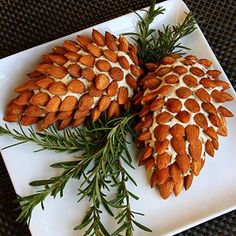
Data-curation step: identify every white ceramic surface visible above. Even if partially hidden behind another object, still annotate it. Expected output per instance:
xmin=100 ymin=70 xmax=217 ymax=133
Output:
xmin=0 ymin=0 xmax=236 ymax=235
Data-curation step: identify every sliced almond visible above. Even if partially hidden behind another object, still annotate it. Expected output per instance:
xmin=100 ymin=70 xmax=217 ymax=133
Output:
xmin=129 ymin=45 xmax=139 ymax=65
xmin=27 ymin=70 xmax=43 ymax=78
xmin=166 ymin=98 xmax=182 ymax=113
xmin=60 ymin=96 xmax=77 ymax=111
xmin=36 ymin=63 xmax=52 ymax=73
xmin=30 ymin=92 xmax=50 ymax=106
xmin=174 ymin=176 xmax=184 ymax=196
xmin=170 ymin=163 xmax=182 ymax=184
xmin=144 ymin=158 xmax=155 ymax=170
xmin=143 ymin=75 xmax=161 ymax=90
xmin=181 ymin=59 xmax=195 ymax=66
xmin=198 ymin=59 xmax=212 ymax=67
xmin=191 ymin=159 xmax=202 ymax=176
xmin=217 ymin=125 xmax=228 ymax=136
xmin=212 ymin=138 xmax=219 ymax=150
xmin=4 ymin=113 xmax=19 ymax=122
xmin=152 ymin=168 xmax=169 ymax=186
xmin=73 ymin=116 xmax=86 ymax=127
xmin=49 ymin=81 xmax=68 ymax=96
xmin=162 ymin=56 xmax=175 ymax=65
xmin=67 ymin=80 xmax=85 ymax=93
xmin=53 ymin=46 xmax=67 ymax=55
xmin=213 ymin=80 xmax=230 ymax=90
xmin=141 ymin=91 xmax=159 ymax=103
xmin=156 ymin=85 xmax=173 ymax=97
xmin=39 ymin=112 xmax=57 ymax=130
xmin=211 ymin=90 xmax=233 ymax=102
xmin=89 ymin=84 xmax=103 ymax=97
xmin=6 ymin=103 xmax=25 ymax=115
xmin=200 ymin=78 xmax=216 ymax=89
xmin=209 ymin=113 xmax=222 ymax=127
xmin=74 ymin=109 xmax=89 ymax=119
xmin=139 ymin=145 xmax=153 ymax=163
xmin=109 ymin=67 xmax=124 ymax=81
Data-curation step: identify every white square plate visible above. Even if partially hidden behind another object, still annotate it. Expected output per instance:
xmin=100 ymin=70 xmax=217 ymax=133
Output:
xmin=0 ymin=0 xmax=236 ymax=235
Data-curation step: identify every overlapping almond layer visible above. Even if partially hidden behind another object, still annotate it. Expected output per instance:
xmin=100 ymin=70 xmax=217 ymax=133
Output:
xmin=4 ymin=30 xmax=141 ymax=130
xmin=134 ymin=54 xmax=234 ymax=199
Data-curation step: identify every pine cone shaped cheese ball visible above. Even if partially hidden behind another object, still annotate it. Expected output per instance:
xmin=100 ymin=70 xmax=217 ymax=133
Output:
xmin=4 ymin=30 xmax=141 ymax=130
xmin=135 ymin=54 xmax=234 ymax=199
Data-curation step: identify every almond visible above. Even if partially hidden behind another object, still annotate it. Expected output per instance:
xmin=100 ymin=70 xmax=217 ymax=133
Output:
xmin=204 ymin=127 xmax=218 ymax=139
xmin=46 ymin=65 xmax=68 ymax=79
xmin=195 ymin=88 xmax=211 ymax=103
xmin=183 ymin=75 xmax=198 ymax=87
xmin=118 ymin=56 xmax=130 ymax=70
xmin=154 ymin=125 xmax=169 ymax=142
xmin=20 ymin=116 xmax=39 ymax=126
xmin=191 ymin=159 xmax=202 ymax=176
xmin=145 ymin=63 xmax=159 ymax=71
xmin=207 ymin=69 xmax=221 ymax=78
xmin=155 ymin=111 xmax=173 ymax=124
xmin=156 ymin=67 xmax=171 ymax=76
xmin=184 ymin=173 xmax=193 ymax=190
xmin=176 ymin=154 xmax=190 ymax=174
xmin=57 ymin=111 xmax=73 ymax=120
xmin=15 ymin=80 xmax=40 ymax=93
xmin=217 ymin=125 xmax=228 ymax=136
xmin=152 ymin=168 xmax=169 ymax=186
xmin=176 ymin=110 xmax=190 ymax=123
xmin=212 ymin=138 xmax=219 ymax=150
xmin=92 ymin=29 xmax=105 ymax=47
xmin=48 ymin=54 xmax=67 ymax=65
xmin=105 ymin=31 xmax=117 ymax=51
xmin=65 ymin=52 xmax=79 ymax=62
xmin=80 ymin=68 xmax=95 ymax=81
xmin=145 ymin=158 xmax=155 ymax=170
xmin=155 ymin=152 xmax=171 ymax=170
xmin=49 ymin=81 xmax=68 ymax=96
xmin=213 ymin=80 xmax=230 ymax=90
xmin=159 ymin=179 xmax=174 ymax=199
xmin=73 ymin=116 xmax=86 ymax=127
xmin=78 ymin=94 xmax=94 ymax=111
xmin=46 ymin=96 xmax=61 ymax=112
xmin=30 ymin=92 xmax=50 ymax=106
xmin=209 ymin=113 xmax=222 ymax=127
xmin=60 ymin=96 xmax=77 ymax=111
xmin=77 ymin=35 xmax=92 ymax=48
xmin=205 ymin=139 xmax=214 ymax=157
xmin=190 ymin=67 xmax=205 ymax=77
xmin=173 ymin=66 xmax=187 ymax=75
xmin=109 ymin=67 xmax=124 ymax=81
xmin=27 ymin=70 xmax=43 ymax=78
xmin=86 ymin=43 xmax=102 ymax=57
xmin=6 ymin=103 xmax=25 ymax=115
xmin=140 ymin=105 xmax=151 ymax=117
xmin=24 ymin=105 xmax=45 ymax=116
xmin=129 ymin=45 xmax=139 ymax=65
xmin=130 ymin=64 xmax=141 ymax=77
xmin=174 ymin=176 xmax=184 ymax=196
xmin=4 ymin=113 xmax=18 ymax=122
xmin=89 ymin=84 xmax=103 ymax=97
xmin=150 ymin=97 xmax=165 ymax=111
xmin=181 ymin=59 xmax=195 ymax=66
xmin=63 ymin=40 xmax=79 ymax=52
xmin=74 ymin=109 xmax=89 ymax=119
xmin=194 ymin=113 xmax=208 ymax=129
xmin=91 ymin=107 xmax=101 ymax=122
xmin=139 ymin=145 xmax=153 ymax=163
xmin=143 ymin=76 xmax=161 ymax=90
xmin=184 ymin=98 xmax=200 ymax=113
xmin=201 ymin=102 xmax=217 ymax=114
xmin=67 ymin=80 xmax=85 ymax=93
xmin=133 ymin=91 xmax=144 ymax=105
xmin=125 ymin=74 xmax=137 ymax=88
xmin=79 ymin=55 xmax=95 ymax=67
xmin=103 ymin=49 xmax=118 ymax=63
xmin=95 ymin=74 xmax=110 ymax=90
xmin=117 ymin=87 xmax=128 ymax=105
xmin=156 ymin=85 xmax=173 ymax=97
xmin=98 ymin=95 xmax=111 ymax=112
xmin=39 ymin=112 xmax=58 ymax=130
xmin=176 ymin=87 xmax=192 ymax=99
xmin=212 ymin=90 xmax=233 ymax=102
xmin=14 ymin=91 xmax=34 ymax=105
xmin=162 ymin=56 xmax=175 ymax=64
xmin=170 ymin=163 xmax=182 ymax=184
xmin=166 ymin=98 xmax=182 ymax=113
xmin=217 ymin=106 xmax=234 ymax=117
xmin=118 ymin=35 xmax=129 ymax=53
xmin=58 ymin=118 xmax=72 ymax=130
xmin=53 ymin=46 xmax=67 ymax=55
xmin=171 ymin=53 xmax=182 ymax=59
xmin=96 ymin=60 xmax=111 ymax=72
xmin=107 ymin=81 xmax=118 ymax=96
xmin=189 ymin=139 xmax=202 ymax=160
xmin=200 ymin=78 xmax=216 ymax=89
xmin=41 ymin=54 xmax=53 ymax=63
xmin=164 ymin=74 xmax=179 ymax=84
xmin=170 ymin=124 xmax=185 ymax=139
xmin=185 ymin=125 xmax=199 ymax=143
xmin=198 ymin=59 xmax=212 ymax=67
xmin=138 ymin=130 xmax=151 ymax=141
xmin=36 ymin=63 xmax=52 ymax=73
xmin=171 ymin=138 xmax=186 ymax=155
xmin=155 ymin=139 xmax=169 ymax=154
xmin=68 ymin=64 xmax=81 ymax=78
xmin=142 ymin=116 xmax=153 ymax=129
xmin=107 ymin=100 xmax=120 ymax=118
xmin=36 ymin=77 xmax=54 ymax=89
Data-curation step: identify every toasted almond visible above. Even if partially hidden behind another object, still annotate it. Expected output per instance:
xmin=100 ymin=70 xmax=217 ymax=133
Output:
xmin=189 ymin=139 xmax=202 ymax=160
xmin=217 ymin=125 xmax=228 ymax=136
xmin=58 ymin=118 xmax=72 ymax=130
xmin=211 ymin=90 xmax=233 ymax=102
xmin=155 ymin=111 xmax=173 ymax=124
xmin=138 ymin=130 xmax=151 ymax=141
xmin=218 ymin=106 xmax=234 ymax=117
xmin=152 ymin=168 xmax=169 ymax=186
xmin=125 ymin=74 xmax=137 ymax=89
xmin=195 ymin=88 xmax=211 ymax=103
xmin=183 ymin=75 xmax=198 ymax=87
xmin=77 ymin=35 xmax=92 ymax=48
xmin=57 ymin=111 xmax=73 ymax=120
xmin=39 ymin=112 xmax=58 ymax=130
xmin=117 ymin=87 xmax=128 ymax=105
xmin=194 ymin=113 xmax=208 ymax=129
xmin=118 ymin=35 xmax=129 ymax=53
xmin=60 ymin=96 xmax=77 ymax=111
xmin=156 ymin=67 xmax=171 ymax=76
xmin=65 ymin=52 xmax=79 ymax=62
xmin=159 ymin=179 xmax=174 ymax=199
xmin=49 ymin=81 xmax=68 ymax=96
xmin=162 ymin=56 xmax=176 ymax=64
xmin=48 ymin=54 xmax=67 ymax=65
xmin=98 ymin=95 xmax=111 ymax=112
xmin=63 ymin=40 xmax=79 ymax=52
xmin=92 ymin=29 xmax=105 ymax=47
xmin=173 ymin=66 xmax=187 ymax=75
xmin=30 ymin=92 xmax=50 ymax=106
xmin=170 ymin=163 xmax=182 ymax=184
xmin=190 ymin=67 xmax=205 ymax=76
xmin=144 ymin=158 xmax=155 ymax=170
xmin=204 ymin=127 xmax=218 ymax=139
xmin=171 ymin=138 xmax=186 ymax=155
xmin=209 ymin=113 xmax=222 ymax=127
xmin=185 ymin=125 xmax=199 ymax=143
xmin=27 ymin=70 xmax=43 ymax=78
xmin=78 ymin=94 xmax=94 ymax=111
xmin=105 ymin=31 xmax=117 ymax=51
xmin=73 ymin=116 xmax=86 ymax=127
xmin=143 ymin=76 xmax=161 ymax=90
xmin=170 ymin=124 xmax=185 ymax=139
xmin=107 ymin=100 xmax=120 ymax=118
xmin=36 ymin=77 xmax=54 ymax=89
xmin=205 ymin=139 xmax=214 ymax=157
xmin=118 ymin=56 xmax=130 ymax=70
xmin=156 ymin=85 xmax=173 ymax=97
xmin=154 ymin=125 xmax=169 ymax=142
xmin=68 ymin=64 xmax=81 ymax=78
xmin=109 ymin=67 xmax=124 ymax=81
xmin=181 ymin=59 xmax=195 ymax=66
xmin=176 ymin=87 xmax=192 ymax=99
xmin=95 ymin=74 xmax=110 ymax=90
xmin=46 ymin=65 xmax=67 ymax=79
xmin=164 ymin=74 xmax=179 ymax=84
xmin=191 ymin=159 xmax=202 ymax=176
xmin=79 ymin=55 xmax=95 ymax=67
xmin=36 ymin=63 xmax=52 ymax=73
xmin=155 ymin=139 xmax=169 ymax=154
xmin=86 ymin=43 xmax=102 ymax=57
xmin=176 ymin=110 xmax=190 ymax=123
xmin=15 ymin=80 xmax=40 ymax=93
xmin=184 ymin=173 xmax=193 ymax=190
xmin=53 ymin=46 xmax=67 ymax=55
xmin=96 ymin=60 xmax=111 ymax=72
xmin=4 ymin=113 xmax=19 ymax=122
xmin=74 ymin=109 xmax=89 ymax=119
xmin=107 ymin=81 xmax=118 ymax=96
xmin=129 ymin=46 xmax=139 ymax=65
xmin=130 ymin=64 xmax=141 ymax=77
xmin=25 ymin=105 xmax=45 ymax=116
xmin=82 ymin=68 xmax=96 ymax=81
xmin=198 ymin=59 xmax=212 ymax=67
xmin=14 ymin=91 xmax=34 ymax=106
xmin=212 ymin=138 xmax=219 ymax=150
xmin=176 ymin=154 xmax=190 ymax=174
xmin=91 ymin=107 xmax=101 ymax=122
xmin=155 ymin=152 xmax=171 ymax=170
xmin=150 ymin=97 xmax=165 ymax=111
xmin=139 ymin=145 xmax=153 ymax=163
xmin=207 ymin=69 xmax=221 ymax=78
xmin=46 ymin=96 xmax=61 ymax=112
xmin=200 ymin=78 xmax=216 ymax=89
xmin=6 ymin=103 xmax=25 ymax=115
xmin=166 ymin=98 xmax=182 ymax=113
xmin=184 ymin=98 xmax=200 ymax=113
xmin=67 ymin=80 xmax=85 ymax=93
xmin=89 ymin=84 xmax=103 ymax=97
xmin=213 ymin=80 xmax=230 ymax=90
xmin=20 ymin=116 xmax=39 ymax=126
xmin=102 ymin=49 xmax=118 ymax=63
xmin=174 ymin=176 xmax=184 ymax=196
xmin=201 ymin=102 xmax=217 ymax=114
